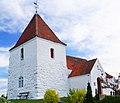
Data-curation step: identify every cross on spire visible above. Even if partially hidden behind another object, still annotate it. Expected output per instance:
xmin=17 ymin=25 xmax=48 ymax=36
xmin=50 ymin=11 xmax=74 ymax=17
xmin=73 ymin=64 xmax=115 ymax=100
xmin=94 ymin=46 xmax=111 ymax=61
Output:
xmin=34 ymin=0 xmax=39 ymax=14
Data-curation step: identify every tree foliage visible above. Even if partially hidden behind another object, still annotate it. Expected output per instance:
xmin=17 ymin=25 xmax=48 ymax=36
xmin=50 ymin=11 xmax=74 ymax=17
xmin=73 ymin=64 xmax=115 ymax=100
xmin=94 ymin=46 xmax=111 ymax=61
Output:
xmin=0 ymin=97 xmax=8 ymax=103
xmin=68 ymin=89 xmax=86 ymax=103
xmin=94 ymin=89 xmax=99 ymax=100
xmin=84 ymin=82 xmax=93 ymax=103
xmin=44 ymin=89 xmax=60 ymax=103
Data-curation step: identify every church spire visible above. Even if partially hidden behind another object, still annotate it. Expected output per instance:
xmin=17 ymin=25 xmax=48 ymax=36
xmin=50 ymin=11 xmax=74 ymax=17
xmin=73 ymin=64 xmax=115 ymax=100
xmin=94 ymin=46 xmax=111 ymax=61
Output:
xmin=34 ymin=0 xmax=39 ymax=14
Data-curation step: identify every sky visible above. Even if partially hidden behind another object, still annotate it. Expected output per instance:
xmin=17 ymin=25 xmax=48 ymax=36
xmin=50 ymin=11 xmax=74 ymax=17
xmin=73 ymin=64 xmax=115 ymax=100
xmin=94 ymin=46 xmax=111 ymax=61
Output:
xmin=0 ymin=0 xmax=120 ymax=96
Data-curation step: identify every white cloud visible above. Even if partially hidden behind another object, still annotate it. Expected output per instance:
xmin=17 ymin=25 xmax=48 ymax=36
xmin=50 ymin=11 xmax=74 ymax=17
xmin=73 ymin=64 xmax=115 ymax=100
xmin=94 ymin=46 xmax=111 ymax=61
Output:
xmin=0 ymin=0 xmax=120 ymax=77
xmin=0 ymin=0 xmax=34 ymax=33
xmin=0 ymin=47 xmax=10 ymax=67
xmin=0 ymin=78 xmax=7 ymax=96
xmin=0 ymin=47 xmax=9 ymax=96
xmin=42 ymin=0 xmax=120 ymax=77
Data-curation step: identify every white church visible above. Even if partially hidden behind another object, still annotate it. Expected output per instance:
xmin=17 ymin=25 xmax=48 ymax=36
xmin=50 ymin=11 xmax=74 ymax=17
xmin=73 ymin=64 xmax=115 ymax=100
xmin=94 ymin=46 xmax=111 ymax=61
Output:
xmin=7 ymin=13 xmax=118 ymax=100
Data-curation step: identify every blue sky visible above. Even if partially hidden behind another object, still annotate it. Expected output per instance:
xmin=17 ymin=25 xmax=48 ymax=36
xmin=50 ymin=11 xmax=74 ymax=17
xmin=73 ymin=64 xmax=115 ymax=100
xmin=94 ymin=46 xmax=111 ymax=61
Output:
xmin=0 ymin=0 xmax=120 ymax=95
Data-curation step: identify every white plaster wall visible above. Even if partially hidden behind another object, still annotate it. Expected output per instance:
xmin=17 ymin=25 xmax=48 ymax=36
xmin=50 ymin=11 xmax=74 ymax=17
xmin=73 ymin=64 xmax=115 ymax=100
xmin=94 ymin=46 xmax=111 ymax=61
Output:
xmin=107 ymin=77 xmax=115 ymax=85
xmin=102 ymin=88 xmax=114 ymax=95
xmin=90 ymin=59 xmax=106 ymax=96
xmin=36 ymin=37 xmax=69 ymax=99
xmin=68 ymin=74 xmax=91 ymax=91
xmin=68 ymin=59 xmax=108 ymax=96
xmin=90 ymin=59 xmax=116 ymax=96
xmin=68 ymin=59 xmax=104 ymax=96
xmin=8 ymin=38 xmax=38 ymax=99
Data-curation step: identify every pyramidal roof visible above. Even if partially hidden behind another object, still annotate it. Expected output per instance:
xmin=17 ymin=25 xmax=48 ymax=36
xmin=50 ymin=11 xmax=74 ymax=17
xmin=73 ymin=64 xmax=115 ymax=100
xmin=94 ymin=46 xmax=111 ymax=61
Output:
xmin=10 ymin=14 xmax=66 ymax=50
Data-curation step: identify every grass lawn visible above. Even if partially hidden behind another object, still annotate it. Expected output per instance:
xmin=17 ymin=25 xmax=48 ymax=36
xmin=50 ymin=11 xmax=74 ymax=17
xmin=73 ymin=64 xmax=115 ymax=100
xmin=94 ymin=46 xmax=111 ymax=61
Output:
xmin=9 ymin=97 xmax=68 ymax=103
xmin=9 ymin=99 xmax=44 ymax=103
xmin=8 ymin=96 xmax=120 ymax=103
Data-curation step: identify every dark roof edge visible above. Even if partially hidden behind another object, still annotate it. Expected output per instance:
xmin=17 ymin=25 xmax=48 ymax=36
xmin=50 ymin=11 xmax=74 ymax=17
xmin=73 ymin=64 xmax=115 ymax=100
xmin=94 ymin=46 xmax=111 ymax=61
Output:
xmin=68 ymin=73 xmax=90 ymax=78
xmin=9 ymin=36 xmax=66 ymax=51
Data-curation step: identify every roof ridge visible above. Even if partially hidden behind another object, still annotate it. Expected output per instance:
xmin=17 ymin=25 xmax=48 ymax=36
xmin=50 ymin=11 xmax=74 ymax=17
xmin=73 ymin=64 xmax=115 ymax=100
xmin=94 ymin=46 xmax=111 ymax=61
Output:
xmin=66 ymin=55 xmax=87 ymax=61
xmin=35 ymin=14 xmax=38 ymax=35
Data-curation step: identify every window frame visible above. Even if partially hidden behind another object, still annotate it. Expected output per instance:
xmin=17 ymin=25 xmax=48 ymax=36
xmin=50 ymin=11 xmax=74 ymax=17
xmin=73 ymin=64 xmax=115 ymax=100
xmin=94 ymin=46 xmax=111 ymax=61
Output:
xmin=50 ymin=48 xmax=54 ymax=59
xmin=19 ymin=76 xmax=23 ymax=88
xmin=21 ymin=48 xmax=24 ymax=60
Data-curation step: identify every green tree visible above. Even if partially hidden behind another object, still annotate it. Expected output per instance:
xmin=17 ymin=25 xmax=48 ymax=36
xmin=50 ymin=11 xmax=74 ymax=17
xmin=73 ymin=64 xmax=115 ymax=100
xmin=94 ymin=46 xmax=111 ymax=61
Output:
xmin=84 ymin=82 xmax=93 ymax=103
xmin=44 ymin=89 xmax=60 ymax=103
xmin=68 ymin=89 xmax=86 ymax=103
xmin=94 ymin=90 xmax=99 ymax=100
xmin=1 ymin=95 xmax=6 ymax=99
xmin=0 ymin=97 xmax=8 ymax=103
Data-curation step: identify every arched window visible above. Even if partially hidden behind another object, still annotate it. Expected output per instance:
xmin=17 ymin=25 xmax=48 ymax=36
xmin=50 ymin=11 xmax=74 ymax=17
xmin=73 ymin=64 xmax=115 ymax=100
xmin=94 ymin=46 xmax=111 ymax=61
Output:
xmin=21 ymin=48 xmax=24 ymax=60
xmin=50 ymin=48 xmax=54 ymax=58
xmin=19 ymin=76 xmax=23 ymax=88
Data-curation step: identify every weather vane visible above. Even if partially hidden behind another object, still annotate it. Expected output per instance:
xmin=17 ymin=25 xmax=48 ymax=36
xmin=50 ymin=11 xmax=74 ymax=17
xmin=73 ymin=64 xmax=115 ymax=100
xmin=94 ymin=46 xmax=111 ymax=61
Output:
xmin=34 ymin=0 xmax=39 ymax=14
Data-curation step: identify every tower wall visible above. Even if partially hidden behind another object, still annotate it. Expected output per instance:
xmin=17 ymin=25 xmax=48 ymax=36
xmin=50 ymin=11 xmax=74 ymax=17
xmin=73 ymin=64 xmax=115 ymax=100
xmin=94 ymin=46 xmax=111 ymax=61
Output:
xmin=8 ymin=37 xmax=69 ymax=99
xmin=8 ymin=38 xmax=38 ymax=99
xmin=7 ymin=13 xmax=69 ymax=99
xmin=36 ymin=37 xmax=69 ymax=98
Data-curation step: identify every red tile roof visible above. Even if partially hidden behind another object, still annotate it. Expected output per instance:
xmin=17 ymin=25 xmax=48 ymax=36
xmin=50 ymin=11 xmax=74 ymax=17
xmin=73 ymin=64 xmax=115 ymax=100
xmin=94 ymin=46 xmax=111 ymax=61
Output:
xmin=10 ymin=14 xmax=66 ymax=50
xmin=67 ymin=56 xmax=97 ymax=78
xmin=106 ymin=73 xmax=113 ymax=78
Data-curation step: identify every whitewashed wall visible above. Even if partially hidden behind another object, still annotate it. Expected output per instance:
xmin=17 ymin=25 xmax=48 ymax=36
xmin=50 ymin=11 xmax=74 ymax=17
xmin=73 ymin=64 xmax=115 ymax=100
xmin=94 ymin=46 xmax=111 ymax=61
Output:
xmin=8 ymin=38 xmax=38 ymax=99
xmin=102 ymin=88 xmax=114 ymax=95
xmin=8 ymin=34 xmax=114 ymax=100
xmin=90 ymin=59 xmax=106 ymax=96
xmin=36 ymin=37 xmax=69 ymax=99
xmin=90 ymin=59 xmax=114 ymax=96
xmin=8 ymin=37 xmax=69 ymax=99
xmin=68 ymin=74 xmax=91 ymax=91
xmin=68 ymin=59 xmax=111 ymax=96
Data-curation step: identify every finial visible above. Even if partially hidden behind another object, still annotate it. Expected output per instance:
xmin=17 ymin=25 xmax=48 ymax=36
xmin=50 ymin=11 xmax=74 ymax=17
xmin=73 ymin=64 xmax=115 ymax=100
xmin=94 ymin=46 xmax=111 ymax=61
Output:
xmin=34 ymin=0 xmax=39 ymax=14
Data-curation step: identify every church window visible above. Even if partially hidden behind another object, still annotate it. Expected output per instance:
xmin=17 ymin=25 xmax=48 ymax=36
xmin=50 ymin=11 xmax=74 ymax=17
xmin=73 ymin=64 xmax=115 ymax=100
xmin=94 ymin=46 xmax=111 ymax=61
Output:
xmin=94 ymin=82 xmax=96 ymax=86
xmin=21 ymin=48 xmax=24 ymax=60
xmin=110 ymin=91 xmax=112 ymax=95
xmin=19 ymin=76 xmax=23 ymax=88
xmin=50 ymin=48 xmax=54 ymax=58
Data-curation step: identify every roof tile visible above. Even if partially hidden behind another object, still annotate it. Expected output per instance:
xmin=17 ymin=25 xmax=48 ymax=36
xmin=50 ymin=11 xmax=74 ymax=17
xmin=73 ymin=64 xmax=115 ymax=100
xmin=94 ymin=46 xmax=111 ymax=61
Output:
xmin=67 ymin=56 xmax=97 ymax=77
xmin=10 ymin=14 xmax=66 ymax=50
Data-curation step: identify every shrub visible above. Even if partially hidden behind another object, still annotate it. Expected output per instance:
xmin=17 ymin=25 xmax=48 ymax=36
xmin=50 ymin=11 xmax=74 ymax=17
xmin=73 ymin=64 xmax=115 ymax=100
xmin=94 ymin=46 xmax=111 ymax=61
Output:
xmin=61 ymin=97 xmax=69 ymax=103
xmin=68 ymin=89 xmax=86 ymax=103
xmin=0 ymin=97 xmax=8 ymax=103
xmin=44 ymin=89 xmax=60 ymax=103
xmin=97 ymin=96 xmax=120 ymax=103
xmin=94 ymin=90 xmax=99 ymax=101
xmin=84 ymin=82 xmax=93 ymax=103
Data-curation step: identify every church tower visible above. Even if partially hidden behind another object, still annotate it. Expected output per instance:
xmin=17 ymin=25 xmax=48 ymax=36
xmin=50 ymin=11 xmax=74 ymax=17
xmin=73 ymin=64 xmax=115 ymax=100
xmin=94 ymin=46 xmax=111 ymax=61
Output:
xmin=7 ymin=14 xmax=68 ymax=99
